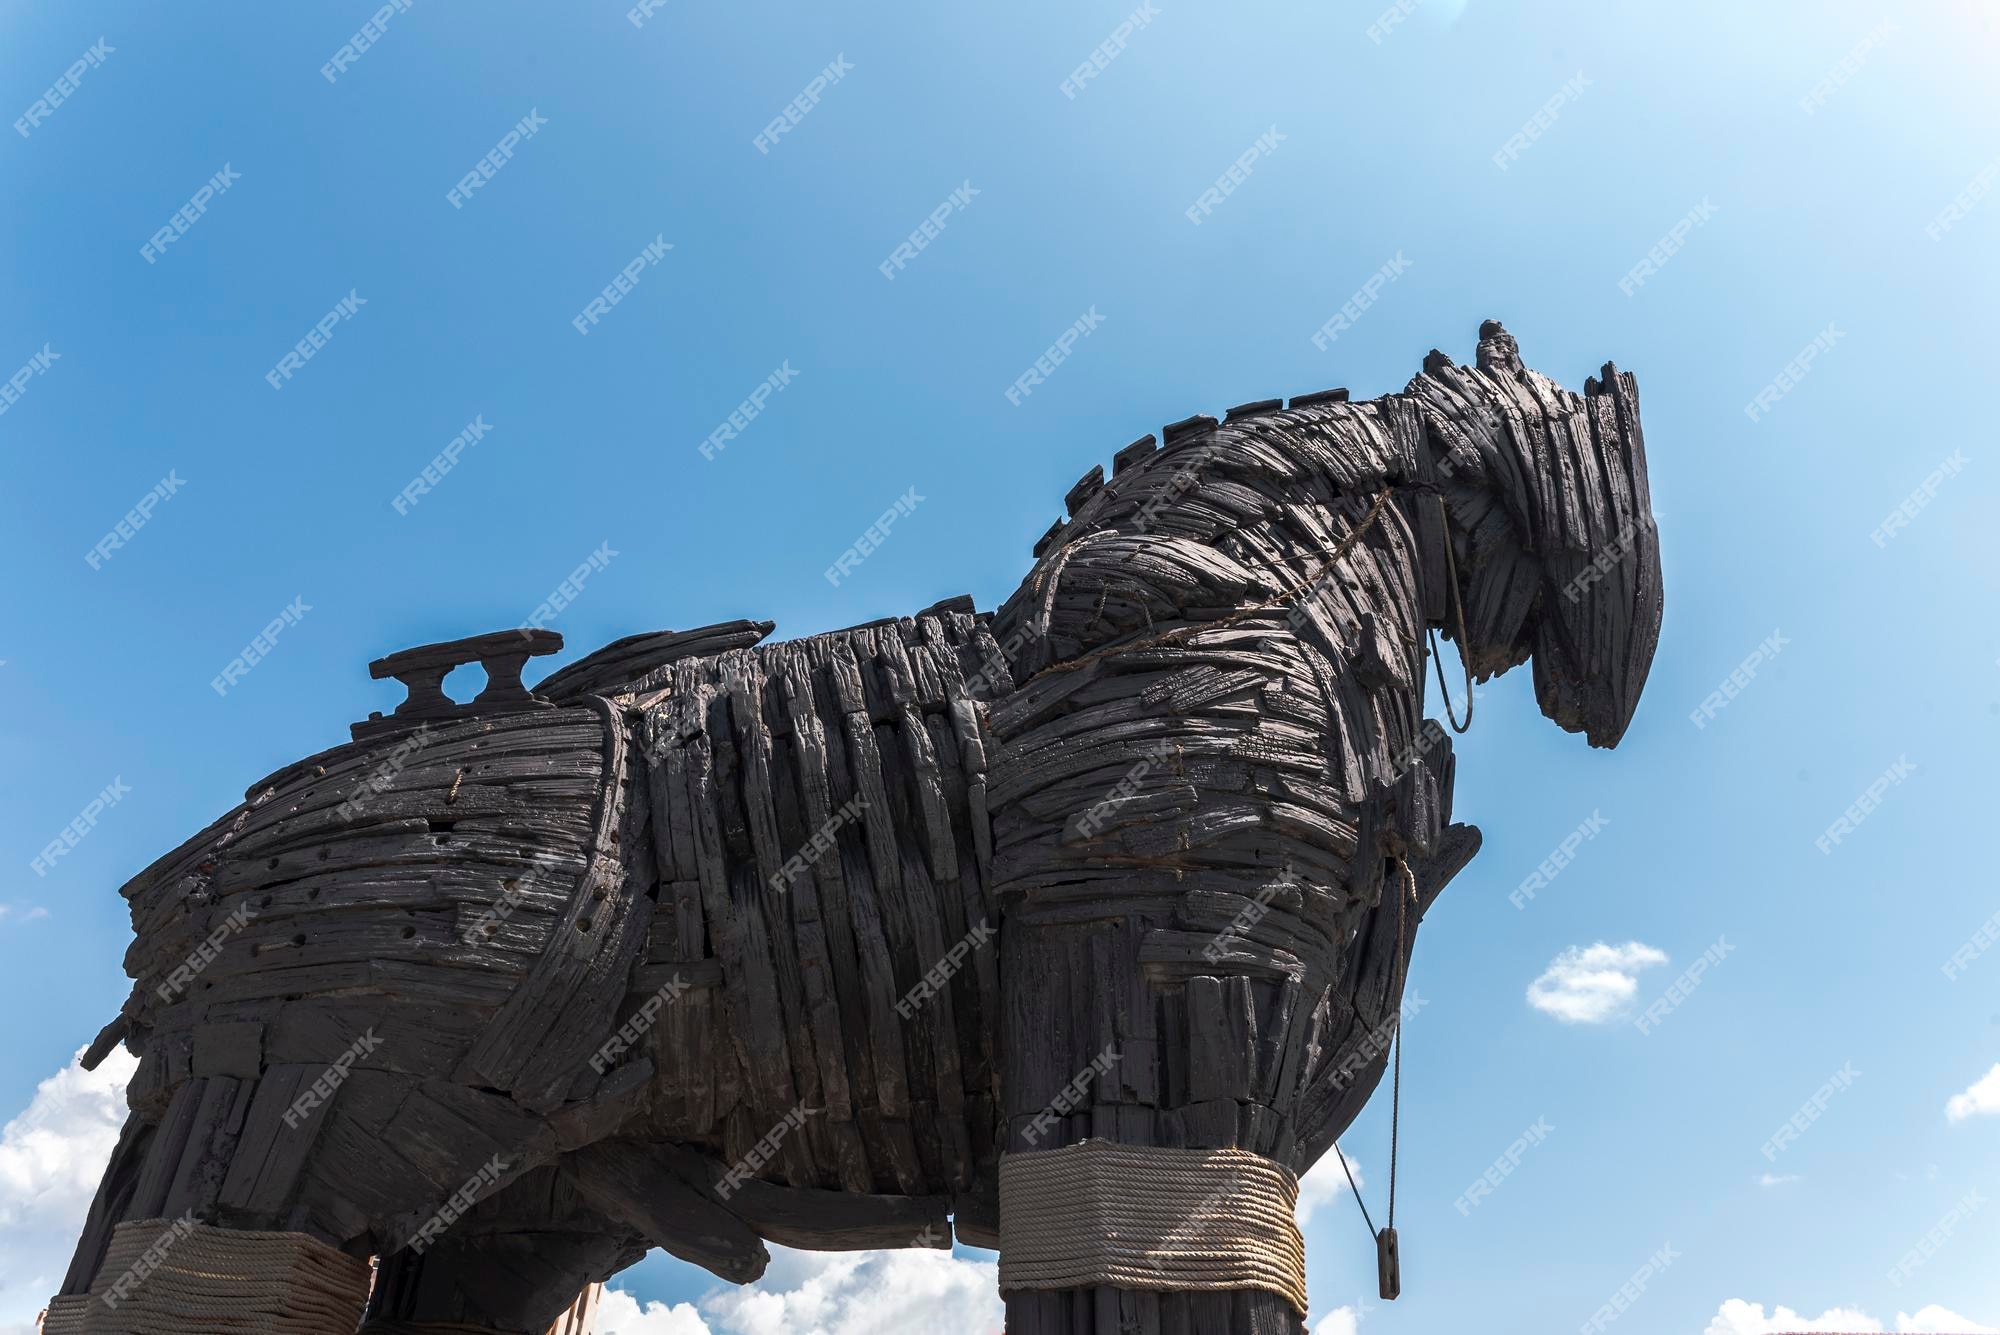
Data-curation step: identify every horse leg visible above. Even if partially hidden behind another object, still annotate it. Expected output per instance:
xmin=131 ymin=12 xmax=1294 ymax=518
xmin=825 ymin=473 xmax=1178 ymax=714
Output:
xmin=48 ymin=1073 xmax=375 ymax=1333
xmin=361 ymin=1166 xmax=648 ymax=1334
xmin=50 ymin=1057 xmax=563 ymax=1335
xmin=998 ymin=907 xmax=1313 ymax=1335
xmin=363 ymin=1237 xmax=632 ymax=1333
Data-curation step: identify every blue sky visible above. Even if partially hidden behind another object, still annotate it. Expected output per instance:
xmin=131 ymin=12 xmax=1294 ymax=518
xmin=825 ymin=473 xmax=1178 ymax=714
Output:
xmin=3 ymin=0 xmax=1998 ymax=1331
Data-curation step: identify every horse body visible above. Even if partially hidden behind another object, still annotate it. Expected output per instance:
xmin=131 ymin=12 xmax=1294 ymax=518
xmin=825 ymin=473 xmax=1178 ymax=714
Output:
xmin=56 ymin=323 xmax=1661 ymax=1335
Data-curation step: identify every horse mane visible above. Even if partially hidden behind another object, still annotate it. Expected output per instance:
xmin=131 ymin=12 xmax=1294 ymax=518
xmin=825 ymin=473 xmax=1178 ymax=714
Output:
xmin=1027 ymin=391 xmax=1422 ymax=563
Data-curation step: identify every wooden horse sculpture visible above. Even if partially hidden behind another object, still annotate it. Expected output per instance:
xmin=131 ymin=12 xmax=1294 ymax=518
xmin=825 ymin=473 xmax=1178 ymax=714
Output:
xmin=53 ymin=322 xmax=1661 ymax=1335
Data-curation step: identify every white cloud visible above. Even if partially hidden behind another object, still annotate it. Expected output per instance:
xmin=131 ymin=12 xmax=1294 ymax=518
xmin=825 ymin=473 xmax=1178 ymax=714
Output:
xmin=1755 ymin=1173 xmax=1799 ymax=1187
xmin=1526 ymin=942 xmax=1668 ymax=1024
xmin=598 ymin=1287 xmax=713 ymax=1334
xmin=1706 ymin=1300 xmax=1882 ymax=1333
xmin=1899 ymin=1307 xmax=2000 ymax=1333
xmin=606 ymin=1247 xmax=1003 ymax=1335
xmin=1312 ymin=1305 xmax=1361 ymax=1335
xmin=1945 ymin=1062 xmax=2000 ymax=1122
xmin=1705 ymin=1301 xmax=1996 ymax=1334
xmin=0 ymin=1046 xmax=138 ymax=1332
xmin=1296 ymin=1146 xmax=1362 ymax=1226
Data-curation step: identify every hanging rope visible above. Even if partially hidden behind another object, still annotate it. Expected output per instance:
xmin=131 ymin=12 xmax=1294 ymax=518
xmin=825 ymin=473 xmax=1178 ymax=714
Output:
xmin=1336 ymin=1130 xmax=1374 ymax=1238
xmin=1430 ymin=495 xmax=1475 ymax=733
xmin=1388 ymin=857 xmax=1414 ymax=1232
xmin=1338 ymin=858 xmax=1420 ymax=1295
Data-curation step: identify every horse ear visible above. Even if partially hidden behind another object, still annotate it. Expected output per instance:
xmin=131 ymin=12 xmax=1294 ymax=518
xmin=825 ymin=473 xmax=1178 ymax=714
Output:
xmin=1475 ymin=320 xmax=1523 ymax=375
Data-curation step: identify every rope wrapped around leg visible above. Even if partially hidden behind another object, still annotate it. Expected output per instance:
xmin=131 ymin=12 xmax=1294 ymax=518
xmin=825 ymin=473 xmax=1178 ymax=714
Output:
xmin=997 ymin=1139 xmax=1308 ymax=1316
xmin=48 ymin=1218 xmax=371 ymax=1334
xmin=39 ymin=1298 xmax=93 ymax=1335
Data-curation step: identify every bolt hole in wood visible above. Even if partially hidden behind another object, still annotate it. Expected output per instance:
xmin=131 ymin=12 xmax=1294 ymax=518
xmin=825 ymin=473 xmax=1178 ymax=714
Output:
xmin=576 ymin=918 xmax=592 ymax=933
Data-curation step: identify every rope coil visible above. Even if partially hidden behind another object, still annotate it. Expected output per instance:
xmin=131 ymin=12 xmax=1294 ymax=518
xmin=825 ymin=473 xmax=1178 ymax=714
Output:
xmin=997 ymin=1139 xmax=1308 ymax=1316
xmin=1430 ymin=494 xmax=1476 ymax=733
xmin=1338 ymin=858 xmax=1421 ymax=1300
xmin=49 ymin=1219 xmax=371 ymax=1334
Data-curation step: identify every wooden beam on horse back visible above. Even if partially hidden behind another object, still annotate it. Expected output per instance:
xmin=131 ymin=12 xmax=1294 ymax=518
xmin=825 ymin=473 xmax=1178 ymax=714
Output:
xmin=1000 ymin=911 xmax=1310 ymax=1334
